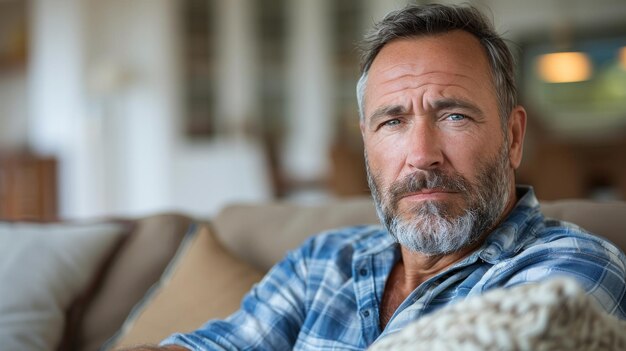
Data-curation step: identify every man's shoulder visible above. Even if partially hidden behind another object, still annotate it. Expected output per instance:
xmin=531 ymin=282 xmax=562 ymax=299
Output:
xmin=537 ymin=217 xmax=621 ymax=251
xmin=517 ymin=215 xmax=625 ymax=265
xmin=509 ymin=186 xmax=623 ymax=259
xmin=492 ymin=216 xmax=626 ymax=318
xmin=277 ymin=225 xmax=390 ymax=281
xmin=286 ymin=224 xmax=386 ymax=259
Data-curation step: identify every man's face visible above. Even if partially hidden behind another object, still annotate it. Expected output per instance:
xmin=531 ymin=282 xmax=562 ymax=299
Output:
xmin=361 ymin=30 xmax=524 ymax=255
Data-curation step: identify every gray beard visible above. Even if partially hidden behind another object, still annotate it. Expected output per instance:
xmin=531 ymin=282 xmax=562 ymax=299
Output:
xmin=366 ymin=145 xmax=511 ymax=256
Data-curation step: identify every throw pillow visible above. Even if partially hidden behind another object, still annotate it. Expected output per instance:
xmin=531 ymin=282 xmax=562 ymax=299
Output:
xmin=106 ymin=223 xmax=264 ymax=349
xmin=369 ymin=278 xmax=626 ymax=351
xmin=0 ymin=221 xmax=127 ymax=351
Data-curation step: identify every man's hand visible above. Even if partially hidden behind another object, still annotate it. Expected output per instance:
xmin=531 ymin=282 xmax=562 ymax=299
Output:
xmin=117 ymin=345 xmax=189 ymax=351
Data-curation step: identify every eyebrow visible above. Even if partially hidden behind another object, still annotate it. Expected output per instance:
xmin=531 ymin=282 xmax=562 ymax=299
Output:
xmin=432 ymin=98 xmax=484 ymax=116
xmin=366 ymin=98 xmax=484 ymax=129
xmin=367 ymin=105 xmax=408 ymax=129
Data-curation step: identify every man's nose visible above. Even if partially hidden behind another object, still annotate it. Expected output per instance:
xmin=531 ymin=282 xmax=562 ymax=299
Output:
xmin=405 ymin=123 xmax=444 ymax=171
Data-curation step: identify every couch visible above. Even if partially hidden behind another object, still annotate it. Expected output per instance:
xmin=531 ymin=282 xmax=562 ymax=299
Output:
xmin=1 ymin=197 xmax=625 ymax=351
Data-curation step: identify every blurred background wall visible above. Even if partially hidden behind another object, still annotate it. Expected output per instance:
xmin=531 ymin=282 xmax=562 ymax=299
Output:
xmin=0 ymin=0 xmax=624 ymax=220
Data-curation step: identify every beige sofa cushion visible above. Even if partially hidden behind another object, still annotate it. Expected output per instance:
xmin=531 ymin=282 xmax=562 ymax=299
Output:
xmin=213 ymin=198 xmax=379 ymax=271
xmin=108 ymin=223 xmax=264 ymax=349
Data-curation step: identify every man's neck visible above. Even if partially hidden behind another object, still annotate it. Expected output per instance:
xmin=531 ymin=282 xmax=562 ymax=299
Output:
xmin=379 ymin=244 xmax=482 ymax=329
xmin=398 ymin=240 xmax=480 ymax=289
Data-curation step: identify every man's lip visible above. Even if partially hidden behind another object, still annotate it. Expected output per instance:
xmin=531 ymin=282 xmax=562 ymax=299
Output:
xmin=400 ymin=189 xmax=457 ymax=199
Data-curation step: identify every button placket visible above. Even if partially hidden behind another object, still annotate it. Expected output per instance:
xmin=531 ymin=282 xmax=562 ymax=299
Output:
xmin=353 ymin=255 xmax=378 ymax=345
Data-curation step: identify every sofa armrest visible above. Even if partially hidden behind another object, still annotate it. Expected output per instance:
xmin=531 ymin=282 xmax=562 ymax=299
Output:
xmin=69 ymin=213 xmax=193 ymax=351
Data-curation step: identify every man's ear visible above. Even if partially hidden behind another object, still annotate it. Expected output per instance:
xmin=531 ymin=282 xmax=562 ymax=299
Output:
xmin=360 ymin=121 xmax=365 ymax=137
xmin=507 ymin=106 xmax=527 ymax=169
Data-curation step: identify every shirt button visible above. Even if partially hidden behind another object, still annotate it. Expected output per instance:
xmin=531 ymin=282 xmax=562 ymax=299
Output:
xmin=362 ymin=310 xmax=370 ymax=317
xmin=359 ymin=268 xmax=368 ymax=276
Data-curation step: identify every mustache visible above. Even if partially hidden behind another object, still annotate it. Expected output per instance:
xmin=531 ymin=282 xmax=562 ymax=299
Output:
xmin=388 ymin=169 xmax=472 ymax=203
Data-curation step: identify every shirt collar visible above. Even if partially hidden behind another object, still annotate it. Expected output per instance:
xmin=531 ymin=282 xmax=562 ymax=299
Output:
xmin=476 ymin=185 xmax=542 ymax=264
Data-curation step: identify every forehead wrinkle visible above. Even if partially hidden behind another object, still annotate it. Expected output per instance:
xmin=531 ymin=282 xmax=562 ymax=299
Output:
xmin=373 ymin=81 xmax=475 ymax=109
xmin=371 ymin=70 xmax=483 ymax=99
xmin=367 ymin=68 xmax=495 ymax=116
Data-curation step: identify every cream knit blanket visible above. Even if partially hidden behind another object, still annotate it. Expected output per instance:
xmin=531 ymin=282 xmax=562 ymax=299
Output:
xmin=369 ymin=279 xmax=626 ymax=351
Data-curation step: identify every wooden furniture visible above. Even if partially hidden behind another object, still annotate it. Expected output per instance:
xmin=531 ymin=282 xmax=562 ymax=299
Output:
xmin=0 ymin=153 xmax=57 ymax=221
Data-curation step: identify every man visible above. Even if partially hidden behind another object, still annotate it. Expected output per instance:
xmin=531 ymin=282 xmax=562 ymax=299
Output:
xmin=134 ymin=4 xmax=626 ymax=351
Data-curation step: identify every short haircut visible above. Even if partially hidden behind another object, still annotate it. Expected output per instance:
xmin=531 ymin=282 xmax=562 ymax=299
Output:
xmin=356 ymin=4 xmax=517 ymax=127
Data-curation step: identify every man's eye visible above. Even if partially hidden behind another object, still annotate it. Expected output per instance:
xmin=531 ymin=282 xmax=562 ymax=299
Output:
xmin=382 ymin=119 xmax=401 ymax=127
xmin=446 ymin=113 xmax=466 ymax=121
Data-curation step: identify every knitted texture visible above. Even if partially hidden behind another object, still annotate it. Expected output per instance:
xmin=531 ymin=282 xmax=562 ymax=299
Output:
xmin=369 ymin=279 xmax=626 ymax=351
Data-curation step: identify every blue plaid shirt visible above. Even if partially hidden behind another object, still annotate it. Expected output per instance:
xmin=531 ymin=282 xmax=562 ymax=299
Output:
xmin=162 ymin=187 xmax=626 ymax=350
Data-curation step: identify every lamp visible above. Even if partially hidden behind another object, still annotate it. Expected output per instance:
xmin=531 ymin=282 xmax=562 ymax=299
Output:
xmin=536 ymin=51 xmax=593 ymax=83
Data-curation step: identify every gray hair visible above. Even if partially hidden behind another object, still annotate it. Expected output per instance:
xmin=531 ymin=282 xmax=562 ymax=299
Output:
xmin=356 ymin=4 xmax=517 ymax=127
